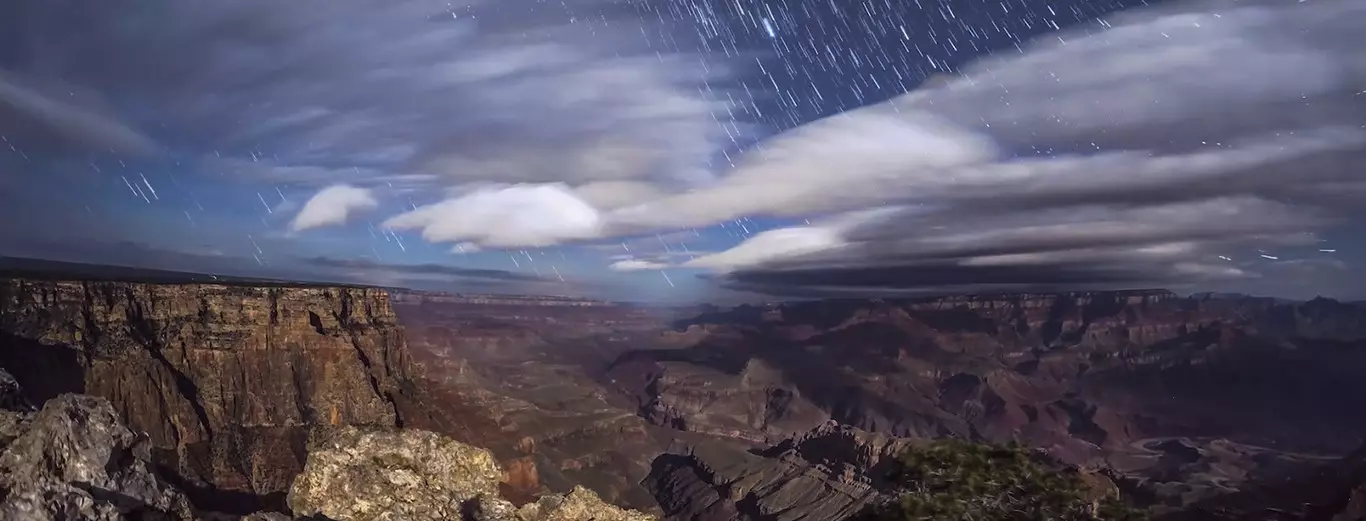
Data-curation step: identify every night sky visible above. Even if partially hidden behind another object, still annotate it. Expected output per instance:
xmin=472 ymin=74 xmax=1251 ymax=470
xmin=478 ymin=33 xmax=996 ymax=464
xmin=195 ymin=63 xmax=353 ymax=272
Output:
xmin=1 ymin=0 xmax=1362 ymax=301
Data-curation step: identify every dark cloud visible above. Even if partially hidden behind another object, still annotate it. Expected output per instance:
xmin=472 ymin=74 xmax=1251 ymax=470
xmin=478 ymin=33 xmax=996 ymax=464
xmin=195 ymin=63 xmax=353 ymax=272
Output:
xmin=0 ymin=235 xmax=566 ymax=292
xmin=299 ymin=256 xmax=547 ymax=283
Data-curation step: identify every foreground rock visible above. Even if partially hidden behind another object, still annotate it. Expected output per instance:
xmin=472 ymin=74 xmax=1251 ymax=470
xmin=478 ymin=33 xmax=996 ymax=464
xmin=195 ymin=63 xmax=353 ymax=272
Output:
xmin=0 ymin=388 xmax=194 ymax=521
xmin=289 ymin=426 xmax=654 ymax=521
xmin=0 ymin=279 xmax=433 ymax=512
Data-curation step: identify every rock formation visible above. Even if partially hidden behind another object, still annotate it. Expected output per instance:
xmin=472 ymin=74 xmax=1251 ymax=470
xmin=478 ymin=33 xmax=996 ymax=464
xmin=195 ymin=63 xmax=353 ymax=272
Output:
xmin=0 ymin=279 xmax=426 ymax=512
xmin=5 ymin=274 xmax=1366 ymax=519
xmin=0 ymin=369 xmax=195 ymax=521
xmin=393 ymin=293 xmax=687 ymax=510
xmin=608 ymin=290 xmax=1366 ymax=507
xmin=643 ymin=421 xmax=1136 ymax=521
xmin=646 ymin=423 xmax=914 ymax=521
xmin=288 ymin=426 xmax=654 ymax=521
xmin=0 ymin=366 xmax=655 ymax=521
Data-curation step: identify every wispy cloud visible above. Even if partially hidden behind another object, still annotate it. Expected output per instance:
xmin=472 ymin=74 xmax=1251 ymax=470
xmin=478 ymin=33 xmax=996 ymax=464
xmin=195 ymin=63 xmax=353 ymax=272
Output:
xmin=642 ymin=0 xmax=1366 ymax=297
xmin=1 ymin=0 xmax=732 ymax=243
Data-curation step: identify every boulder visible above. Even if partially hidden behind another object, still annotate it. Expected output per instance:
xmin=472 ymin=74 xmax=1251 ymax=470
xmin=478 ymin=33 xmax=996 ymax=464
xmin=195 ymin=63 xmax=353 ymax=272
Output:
xmin=0 ymin=393 xmax=194 ymax=521
xmin=288 ymin=426 xmax=652 ymax=521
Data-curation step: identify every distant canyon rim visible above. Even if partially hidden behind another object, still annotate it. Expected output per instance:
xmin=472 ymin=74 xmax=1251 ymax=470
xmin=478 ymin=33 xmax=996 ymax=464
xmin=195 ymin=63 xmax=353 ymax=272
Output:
xmin=1 ymin=269 xmax=1365 ymax=519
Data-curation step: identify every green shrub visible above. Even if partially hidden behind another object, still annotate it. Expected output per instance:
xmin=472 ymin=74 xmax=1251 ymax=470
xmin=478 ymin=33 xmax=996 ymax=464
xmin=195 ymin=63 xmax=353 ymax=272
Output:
xmin=852 ymin=439 xmax=1147 ymax=521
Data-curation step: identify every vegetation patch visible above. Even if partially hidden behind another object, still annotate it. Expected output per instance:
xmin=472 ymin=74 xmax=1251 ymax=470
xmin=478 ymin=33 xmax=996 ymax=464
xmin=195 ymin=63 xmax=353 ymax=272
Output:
xmin=853 ymin=439 xmax=1147 ymax=521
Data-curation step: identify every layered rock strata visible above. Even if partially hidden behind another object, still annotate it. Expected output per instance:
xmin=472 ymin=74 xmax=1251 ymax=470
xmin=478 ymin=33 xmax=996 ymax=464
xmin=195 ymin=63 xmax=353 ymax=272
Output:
xmin=0 ymin=279 xmax=419 ymax=511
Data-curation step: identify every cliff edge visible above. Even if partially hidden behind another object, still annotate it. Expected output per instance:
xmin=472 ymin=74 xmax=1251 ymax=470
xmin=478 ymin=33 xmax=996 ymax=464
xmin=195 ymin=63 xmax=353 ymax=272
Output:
xmin=0 ymin=367 xmax=652 ymax=521
xmin=0 ymin=279 xmax=421 ymax=512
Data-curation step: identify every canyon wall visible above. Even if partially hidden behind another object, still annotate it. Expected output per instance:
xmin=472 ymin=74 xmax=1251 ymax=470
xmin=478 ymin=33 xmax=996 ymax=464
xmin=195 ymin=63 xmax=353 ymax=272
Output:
xmin=4 ymin=278 xmax=1365 ymax=519
xmin=0 ymin=278 xmax=420 ymax=512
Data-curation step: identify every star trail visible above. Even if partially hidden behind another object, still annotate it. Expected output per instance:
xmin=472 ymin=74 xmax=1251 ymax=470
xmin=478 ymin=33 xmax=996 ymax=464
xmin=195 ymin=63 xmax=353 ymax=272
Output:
xmin=0 ymin=0 xmax=1361 ymax=301
xmin=641 ymin=0 xmax=1154 ymax=135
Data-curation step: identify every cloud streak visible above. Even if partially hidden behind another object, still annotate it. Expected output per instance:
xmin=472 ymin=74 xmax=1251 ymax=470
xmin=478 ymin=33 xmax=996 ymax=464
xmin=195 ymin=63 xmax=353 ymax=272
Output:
xmin=650 ymin=0 xmax=1366 ymax=296
xmin=0 ymin=0 xmax=731 ymax=242
xmin=4 ymin=0 xmax=1363 ymax=300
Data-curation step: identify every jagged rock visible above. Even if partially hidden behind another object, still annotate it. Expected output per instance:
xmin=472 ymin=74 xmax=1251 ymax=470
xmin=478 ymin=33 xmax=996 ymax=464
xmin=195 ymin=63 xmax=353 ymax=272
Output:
xmin=470 ymin=495 xmax=520 ymax=521
xmin=288 ymin=426 xmax=653 ymax=521
xmin=288 ymin=426 xmax=502 ymax=520
xmin=0 ymin=394 xmax=194 ymax=521
xmin=514 ymin=486 xmax=654 ymax=521
xmin=0 ymin=369 xmax=32 ymax=412
xmin=0 ymin=369 xmax=32 ymax=452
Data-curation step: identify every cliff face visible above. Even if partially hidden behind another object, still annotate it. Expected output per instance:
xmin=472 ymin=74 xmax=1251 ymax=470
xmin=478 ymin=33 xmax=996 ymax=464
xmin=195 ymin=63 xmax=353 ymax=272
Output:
xmin=0 ymin=279 xmax=418 ymax=511
xmin=394 ymin=295 xmax=686 ymax=511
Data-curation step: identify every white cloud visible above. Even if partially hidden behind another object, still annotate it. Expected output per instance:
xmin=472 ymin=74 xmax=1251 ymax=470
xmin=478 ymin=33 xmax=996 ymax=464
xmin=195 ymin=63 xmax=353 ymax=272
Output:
xmin=606 ymin=112 xmax=997 ymax=230
xmin=451 ymin=242 xmax=482 ymax=254
xmin=290 ymin=185 xmax=378 ymax=232
xmin=685 ymin=226 xmax=846 ymax=272
xmin=572 ymin=181 xmax=667 ymax=211
xmin=608 ymin=259 xmax=670 ymax=271
xmin=383 ymin=183 xmax=602 ymax=248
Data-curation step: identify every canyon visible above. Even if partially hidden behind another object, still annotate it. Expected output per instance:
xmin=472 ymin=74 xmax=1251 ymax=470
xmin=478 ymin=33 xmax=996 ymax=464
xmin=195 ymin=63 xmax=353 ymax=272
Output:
xmin=1 ymin=270 xmax=1365 ymax=520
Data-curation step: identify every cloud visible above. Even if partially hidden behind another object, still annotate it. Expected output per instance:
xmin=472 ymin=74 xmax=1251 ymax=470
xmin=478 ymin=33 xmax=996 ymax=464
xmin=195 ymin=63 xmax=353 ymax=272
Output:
xmin=290 ymin=185 xmax=378 ymax=232
xmin=4 ymin=0 xmax=1362 ymax=302
xmin=383 ymin=183 xmax=605 ymax=248
xmin=299 ymin=256 xmax=547 ymax=282
xmin=451 ymin=242 xmax=482 ymax=254
xmin=572 ymin=181 xmax=668 ymax=211
xmin=0 ymin=0 xmax=730 ymax=225
xmin=608 ymin=259 xmax=670 ymax=271
xmin=684 ymin=226 xmax=846 ymax=271
xmin=657 ymin=0 xmax=1366 ymax=296
xmin=0 ymin=74 xmax=161 ymax=157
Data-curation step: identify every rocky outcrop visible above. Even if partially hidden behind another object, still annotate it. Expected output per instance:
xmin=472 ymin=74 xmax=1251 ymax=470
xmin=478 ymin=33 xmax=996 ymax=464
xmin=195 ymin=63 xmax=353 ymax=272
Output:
xmin=1160 ymin=442 xmax=1366 ymax=520
xmin=288 ymin=425 xmax=653 ymax=521
xmin=0 ymin=279 xmax=421 ymax=511
xmin=0 ymin=379 xmax=195 ymax=521
xmin=0 ymin=370 xmax=29 ymax=413
xmin=0 ymin=369 xmax=652 ymax=521
xmin=645 ymin=423 xmax=914 ymax=521
xmin=644 ymin=422 xmax=1131 ymax=521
